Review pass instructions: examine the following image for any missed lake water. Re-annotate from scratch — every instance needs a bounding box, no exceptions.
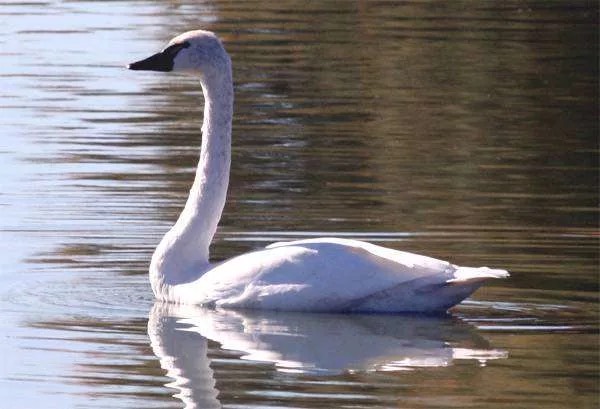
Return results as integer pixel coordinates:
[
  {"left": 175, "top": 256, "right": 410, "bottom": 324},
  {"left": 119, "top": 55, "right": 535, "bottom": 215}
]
[{"left": 1, "top": 1, "right": 598, "bottom": 408}]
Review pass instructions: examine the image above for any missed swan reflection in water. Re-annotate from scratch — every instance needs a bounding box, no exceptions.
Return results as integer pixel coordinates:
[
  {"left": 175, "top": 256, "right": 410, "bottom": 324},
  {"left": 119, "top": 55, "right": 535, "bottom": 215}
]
[{"left": 148, "top": 303, "right": 507, "bottom": 407}]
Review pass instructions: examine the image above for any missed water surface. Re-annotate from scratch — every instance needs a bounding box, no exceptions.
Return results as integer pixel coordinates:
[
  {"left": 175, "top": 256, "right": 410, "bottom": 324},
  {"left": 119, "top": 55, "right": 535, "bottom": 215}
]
[{"left": 0, "top": 1, "right": 598, "bottom": 408}]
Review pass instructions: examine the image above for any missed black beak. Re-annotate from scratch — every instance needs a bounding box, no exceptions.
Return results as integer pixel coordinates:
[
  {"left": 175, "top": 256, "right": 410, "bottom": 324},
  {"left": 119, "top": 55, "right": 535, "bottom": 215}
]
[{"left": 128, "top": 51, "right": 173, "bottom": 72}]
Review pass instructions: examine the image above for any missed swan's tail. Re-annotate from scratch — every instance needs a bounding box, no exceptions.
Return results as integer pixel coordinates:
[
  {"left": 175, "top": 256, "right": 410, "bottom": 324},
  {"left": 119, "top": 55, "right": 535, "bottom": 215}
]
[
  {"left": 348, "top": 266, "right": 509, "bottom": 313},
  {"left": 411, "top": 266, "right": 509, "bottom": 312},
  {"left": 447, "top": 266, "right": 510, "bottom": 285}
]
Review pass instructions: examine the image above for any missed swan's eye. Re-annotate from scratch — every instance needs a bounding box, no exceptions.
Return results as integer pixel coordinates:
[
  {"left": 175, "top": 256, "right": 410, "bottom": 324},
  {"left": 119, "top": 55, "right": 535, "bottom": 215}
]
[{"left": 163, "top": 41, "right": 190, "bottom": 56}]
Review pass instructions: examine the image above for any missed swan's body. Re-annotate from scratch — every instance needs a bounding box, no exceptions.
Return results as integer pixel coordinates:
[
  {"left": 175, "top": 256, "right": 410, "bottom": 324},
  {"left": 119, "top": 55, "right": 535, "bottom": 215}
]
[{"left": 129, "top": 30, "right": 508, "bottom": 313}]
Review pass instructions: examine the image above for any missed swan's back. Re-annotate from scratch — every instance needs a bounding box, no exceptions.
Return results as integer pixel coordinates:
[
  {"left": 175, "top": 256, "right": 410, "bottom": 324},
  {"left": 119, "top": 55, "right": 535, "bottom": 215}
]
[{"left": 170, "top": 238, "right": 508, "bottom": 313}]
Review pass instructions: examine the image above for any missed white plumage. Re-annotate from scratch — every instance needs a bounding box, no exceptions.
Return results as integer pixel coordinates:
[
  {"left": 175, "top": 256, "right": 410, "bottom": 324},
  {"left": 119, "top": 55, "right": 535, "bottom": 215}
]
[{"left": 129, "top": 30, "right": 508, "bottom": 313}]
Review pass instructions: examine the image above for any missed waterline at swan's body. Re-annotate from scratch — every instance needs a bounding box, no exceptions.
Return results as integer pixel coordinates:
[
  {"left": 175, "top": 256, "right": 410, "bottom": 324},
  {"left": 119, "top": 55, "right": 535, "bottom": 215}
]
[{"left": 129, "top": 30, "right": 509, "bottom": 313}]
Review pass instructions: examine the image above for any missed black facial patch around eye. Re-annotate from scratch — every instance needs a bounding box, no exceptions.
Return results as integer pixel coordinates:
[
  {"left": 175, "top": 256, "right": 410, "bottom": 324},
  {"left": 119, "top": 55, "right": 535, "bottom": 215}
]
[{"left": 163, "top": 41, "right": 191, "bottom": 56}]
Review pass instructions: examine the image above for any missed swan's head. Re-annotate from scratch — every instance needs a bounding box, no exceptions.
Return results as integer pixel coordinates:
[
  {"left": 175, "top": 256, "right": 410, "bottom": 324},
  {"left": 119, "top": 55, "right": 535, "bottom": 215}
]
[{"left": 128, "top": 30, "right": 230, "bottom": 76}]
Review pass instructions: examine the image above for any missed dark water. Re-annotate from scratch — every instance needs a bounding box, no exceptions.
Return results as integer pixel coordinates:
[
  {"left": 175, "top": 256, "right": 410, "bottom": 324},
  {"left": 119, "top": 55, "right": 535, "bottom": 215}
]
[{"left": 1, "top": 1, "right": 598, "bottom": 408}]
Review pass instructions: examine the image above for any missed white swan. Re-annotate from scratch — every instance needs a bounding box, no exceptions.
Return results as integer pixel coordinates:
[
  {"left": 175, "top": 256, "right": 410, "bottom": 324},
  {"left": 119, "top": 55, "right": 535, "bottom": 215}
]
[{"left": 128, "top": 30, "right": 509, "bottom": 313}]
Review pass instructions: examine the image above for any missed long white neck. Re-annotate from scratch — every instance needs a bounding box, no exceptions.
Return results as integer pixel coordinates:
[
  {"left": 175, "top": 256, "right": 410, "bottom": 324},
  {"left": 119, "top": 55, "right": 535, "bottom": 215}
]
[{"left": 150, "top": 65, "right": 233, "bottom": 292}]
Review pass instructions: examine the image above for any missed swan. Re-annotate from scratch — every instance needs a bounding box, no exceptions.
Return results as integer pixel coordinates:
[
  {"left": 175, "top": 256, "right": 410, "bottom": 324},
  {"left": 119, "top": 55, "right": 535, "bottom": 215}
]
[{"left": 128, "top": 30, "right": 509, "bottom": 313}]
